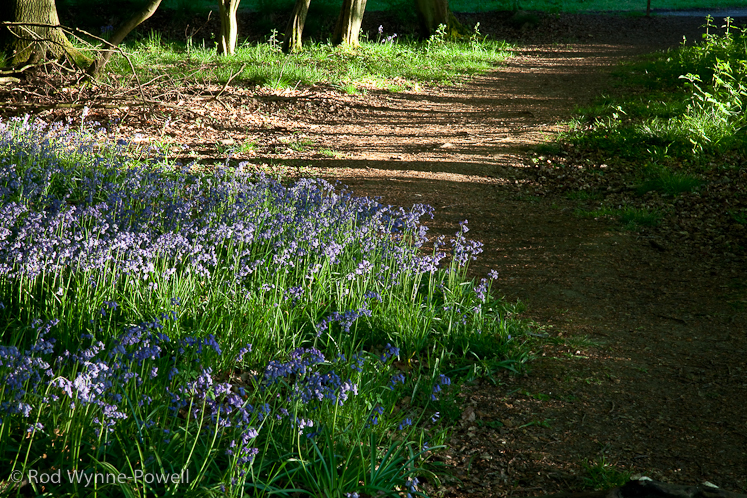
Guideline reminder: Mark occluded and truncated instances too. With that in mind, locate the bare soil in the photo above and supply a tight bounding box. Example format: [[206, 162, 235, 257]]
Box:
[[2, 11, 746, 497]]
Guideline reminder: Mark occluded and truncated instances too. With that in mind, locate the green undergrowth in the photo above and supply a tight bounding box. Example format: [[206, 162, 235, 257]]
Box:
[[108, 26, 511, 91], [563, 17, 747, 166], [576, 205, 663, 230], [552, 18, 747, 232]]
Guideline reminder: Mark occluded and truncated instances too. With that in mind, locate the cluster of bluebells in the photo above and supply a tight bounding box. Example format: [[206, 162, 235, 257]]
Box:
[[0, 117, 514, 497], [315, 307, 372, 335], [377, 25, 398, 44], [450, 220, 484, 267], [1, 314, 257, 441], [264, 347, 359, 407], [0, 316, 365, 466], [380, 343, 399, 363], [0, 117, 482, 328], [473, 269, 500, 302], [0, 319, 57, 424], [431, 374, 451, 401]]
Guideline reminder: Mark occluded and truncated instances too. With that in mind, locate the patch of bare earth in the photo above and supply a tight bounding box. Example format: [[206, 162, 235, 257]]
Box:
[[2, 12, 746, 497]]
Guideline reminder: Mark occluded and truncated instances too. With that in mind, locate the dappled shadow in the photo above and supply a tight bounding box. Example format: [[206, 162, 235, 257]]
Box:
[[284, 43, 649, 192]]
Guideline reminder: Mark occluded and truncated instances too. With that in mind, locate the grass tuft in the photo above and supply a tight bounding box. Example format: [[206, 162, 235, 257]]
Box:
[[581, 456, 631, 490], [636, 165, 702, 196], [577, 206, 662, 228]]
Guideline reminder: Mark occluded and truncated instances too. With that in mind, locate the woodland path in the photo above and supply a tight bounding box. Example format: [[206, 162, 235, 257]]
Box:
[[283, 33, 747, 497]]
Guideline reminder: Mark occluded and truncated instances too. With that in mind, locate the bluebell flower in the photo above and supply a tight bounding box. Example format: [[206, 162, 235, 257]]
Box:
[[235, 344, 252, 363], [389, 373, 405, 390]]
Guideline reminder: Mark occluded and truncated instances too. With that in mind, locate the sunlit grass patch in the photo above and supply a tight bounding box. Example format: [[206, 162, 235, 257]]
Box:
[[563, 19, 747, 165], [109, 33, 513, 91]]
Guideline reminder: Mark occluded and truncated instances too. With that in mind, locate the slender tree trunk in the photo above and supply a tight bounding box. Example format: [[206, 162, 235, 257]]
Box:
[[646, 0, 651, 16], [332, 0, 367, 47], [217, 0, 240, 56], [87, 0, 162, 76], [414, 0, 448, 38], [1, 0, 88, 67], [282, 0, 311, 54]]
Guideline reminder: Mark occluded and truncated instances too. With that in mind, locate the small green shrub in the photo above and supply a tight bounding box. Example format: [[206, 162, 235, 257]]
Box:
[[636, 166, 702, 196], [577, 206, 661, 228], [581, 457, 631, 489]]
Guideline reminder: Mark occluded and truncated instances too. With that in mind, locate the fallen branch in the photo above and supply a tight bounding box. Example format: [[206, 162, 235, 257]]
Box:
[[0, 63, 35, 76]]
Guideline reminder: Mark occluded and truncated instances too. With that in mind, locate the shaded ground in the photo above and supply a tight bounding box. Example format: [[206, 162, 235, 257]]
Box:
[[2, 10, 746, 497]]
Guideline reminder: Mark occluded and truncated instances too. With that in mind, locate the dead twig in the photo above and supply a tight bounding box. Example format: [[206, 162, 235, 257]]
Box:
[[211, 63, 248, 101], [0, 64, 35, 76]]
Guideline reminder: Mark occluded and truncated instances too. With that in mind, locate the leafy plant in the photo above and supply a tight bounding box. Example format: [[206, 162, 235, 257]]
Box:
[[636, 165, 702, 196], [581, 456, 631, 489]]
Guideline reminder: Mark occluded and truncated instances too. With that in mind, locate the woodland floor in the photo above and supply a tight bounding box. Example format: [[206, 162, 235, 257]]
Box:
[[2, 10, 747, 497]]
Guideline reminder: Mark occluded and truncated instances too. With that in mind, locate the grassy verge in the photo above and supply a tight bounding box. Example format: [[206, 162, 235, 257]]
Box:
[[564, 17, 747, 167], [539, 18, 747, 246], [0, 116, 534, 497], [108, 25, 510, 91]]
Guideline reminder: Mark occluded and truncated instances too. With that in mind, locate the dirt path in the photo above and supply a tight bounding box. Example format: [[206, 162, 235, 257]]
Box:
[[288, 43, 747, 495]]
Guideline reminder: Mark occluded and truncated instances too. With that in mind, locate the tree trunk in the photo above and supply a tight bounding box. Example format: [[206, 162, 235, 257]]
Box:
[[332, 0, 367, 47], [414, 0, 448, 38], [217, 0, 240, 56], [281, 0, 311, 54], [87, 0, 163, 76], [0, 0, 88, 67], [646, 0, 651, 16]]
